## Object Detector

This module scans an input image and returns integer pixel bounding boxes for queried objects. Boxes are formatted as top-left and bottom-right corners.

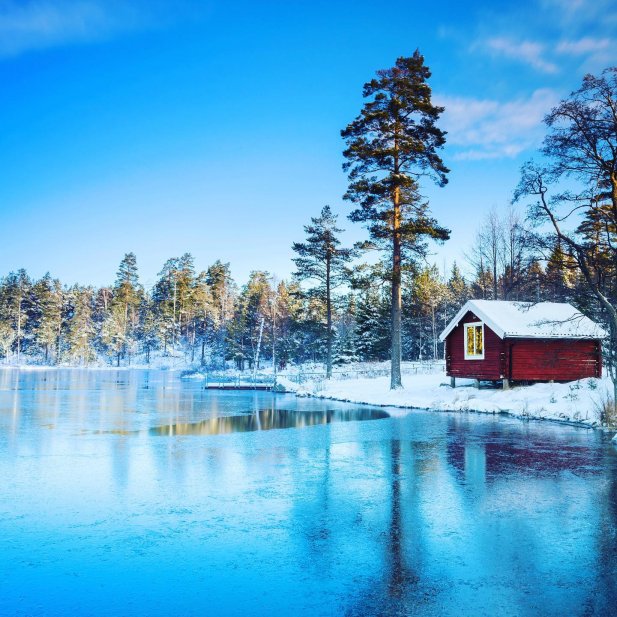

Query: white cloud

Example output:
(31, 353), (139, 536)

(0, 0), (166, 57)
(540, 0), (588, 19)
(437, 89), (560, 161)
(540, 0), (617, 27)
(466, 0), (616, 75)
(483, 37), (559, 73)
(555, 36), (617, 72)
(556, 37), (613, 55)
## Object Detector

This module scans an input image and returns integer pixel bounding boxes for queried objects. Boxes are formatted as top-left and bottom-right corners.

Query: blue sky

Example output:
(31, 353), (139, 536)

(0, 0), (615, 287)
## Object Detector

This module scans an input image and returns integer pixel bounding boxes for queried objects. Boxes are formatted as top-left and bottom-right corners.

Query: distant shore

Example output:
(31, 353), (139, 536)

(3, 361), (617, 436)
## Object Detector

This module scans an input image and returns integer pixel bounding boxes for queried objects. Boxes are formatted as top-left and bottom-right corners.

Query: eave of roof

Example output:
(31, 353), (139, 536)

(438, 300), (606, 342)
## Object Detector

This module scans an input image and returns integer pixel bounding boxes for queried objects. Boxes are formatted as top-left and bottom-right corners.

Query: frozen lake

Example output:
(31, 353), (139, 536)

(0, 369), (616, 616)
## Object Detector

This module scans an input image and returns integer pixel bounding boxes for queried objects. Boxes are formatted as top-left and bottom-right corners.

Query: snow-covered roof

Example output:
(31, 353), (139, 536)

(439, 300), (606, 342)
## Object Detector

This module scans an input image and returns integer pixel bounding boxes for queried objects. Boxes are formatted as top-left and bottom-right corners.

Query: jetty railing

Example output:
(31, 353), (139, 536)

(201, 372), (275, 390)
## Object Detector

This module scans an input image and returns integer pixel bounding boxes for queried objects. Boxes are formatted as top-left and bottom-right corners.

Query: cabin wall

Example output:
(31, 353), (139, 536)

(445, 311), (504, 380)
(507, 338), (602, 381)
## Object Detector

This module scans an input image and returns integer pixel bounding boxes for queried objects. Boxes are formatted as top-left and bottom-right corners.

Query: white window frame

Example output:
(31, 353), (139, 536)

(464, 321), (485, 360)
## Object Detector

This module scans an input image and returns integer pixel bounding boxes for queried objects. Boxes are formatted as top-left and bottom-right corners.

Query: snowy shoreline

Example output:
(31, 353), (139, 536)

(2, 362), (616, 438)
(276, 371), (617, 435)
(291, 386), (601, 431)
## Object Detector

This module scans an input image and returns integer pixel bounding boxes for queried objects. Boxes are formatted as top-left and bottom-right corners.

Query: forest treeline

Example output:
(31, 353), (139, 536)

(0, 205), (593, 370)
(1, 56), (615, 386)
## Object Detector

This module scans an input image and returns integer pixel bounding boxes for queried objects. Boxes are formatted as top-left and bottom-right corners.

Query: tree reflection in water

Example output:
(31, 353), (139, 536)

(148, 408), (390, 436)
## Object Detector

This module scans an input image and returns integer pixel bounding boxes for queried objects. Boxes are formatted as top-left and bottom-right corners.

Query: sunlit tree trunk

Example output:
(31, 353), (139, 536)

(326, 257), (333, 379)
(391, 186), (403, 389)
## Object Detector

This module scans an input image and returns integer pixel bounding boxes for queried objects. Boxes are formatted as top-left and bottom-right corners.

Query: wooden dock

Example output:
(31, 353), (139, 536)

(204, 384), (273, 391)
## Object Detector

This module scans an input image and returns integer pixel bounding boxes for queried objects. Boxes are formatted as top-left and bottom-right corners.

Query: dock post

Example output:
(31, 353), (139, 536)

(450, 376), (456, 388)
(502, 378), (510, 390)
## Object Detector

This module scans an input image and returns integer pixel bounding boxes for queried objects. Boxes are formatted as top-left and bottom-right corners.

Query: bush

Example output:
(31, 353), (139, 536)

(596, 392), (617, 428)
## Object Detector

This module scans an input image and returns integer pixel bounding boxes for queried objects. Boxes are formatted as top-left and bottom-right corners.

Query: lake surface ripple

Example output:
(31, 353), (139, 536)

(0, 369), (616, 616)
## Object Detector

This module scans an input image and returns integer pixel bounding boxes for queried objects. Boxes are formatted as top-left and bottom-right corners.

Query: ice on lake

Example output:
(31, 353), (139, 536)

(0, 368), (616, 616)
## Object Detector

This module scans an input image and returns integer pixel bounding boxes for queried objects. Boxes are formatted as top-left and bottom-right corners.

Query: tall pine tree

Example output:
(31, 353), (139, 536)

(341, 51), (449, 388)
(103, 253), (142, 366)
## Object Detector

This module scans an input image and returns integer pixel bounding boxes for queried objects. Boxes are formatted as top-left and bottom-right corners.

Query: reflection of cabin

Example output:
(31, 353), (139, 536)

(446, 428), (602, 478)
(439, 300), (605, 388)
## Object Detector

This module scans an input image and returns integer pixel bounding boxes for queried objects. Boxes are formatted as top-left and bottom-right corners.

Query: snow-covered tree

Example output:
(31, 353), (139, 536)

(139, 292), (163, 364)
(153, 255), (196, 354)
(447, 263), (468, 310)
(355, 288), (390, 361)
(65, 287), (96, 365)
(333, 294), (359, 365)
(292, 205), (354, 378)
(412, 265), (448, 360)
(33, 274), (64, 363)
(0, 321), (15, 362)
(0, 270), (33, 362)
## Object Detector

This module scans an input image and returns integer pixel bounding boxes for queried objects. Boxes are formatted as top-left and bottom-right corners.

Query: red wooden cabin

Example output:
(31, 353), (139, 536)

(439, 300), (605, 388)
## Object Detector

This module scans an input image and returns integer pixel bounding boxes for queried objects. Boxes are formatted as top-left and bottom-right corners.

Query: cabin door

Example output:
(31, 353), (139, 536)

(510, 344), (527, 380)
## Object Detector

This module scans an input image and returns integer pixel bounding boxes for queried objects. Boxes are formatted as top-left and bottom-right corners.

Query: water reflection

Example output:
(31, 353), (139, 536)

(1, 369), (617, 616)
(149, 408), (390, 436)
(447, 425), (603, 478)
(387, 438), (413, 596)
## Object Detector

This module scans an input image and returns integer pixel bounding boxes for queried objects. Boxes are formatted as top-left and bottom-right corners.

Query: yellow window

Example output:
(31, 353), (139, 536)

(466, 326), (475, 355)
(475, 326), (483, 354)
(464, 322), (484, 359)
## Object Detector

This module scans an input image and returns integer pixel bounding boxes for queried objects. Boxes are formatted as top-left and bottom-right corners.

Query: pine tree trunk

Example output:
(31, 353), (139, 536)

(432, 306), (437, 361)
(326, 257), (333, 379)
(55, 325), (61, 365)
(391, 198), (403, 389)
(16, 296), (21, 364)
(390, 115), (403, 390)
(172, 278), (177, 351)
(272, 301), (277, 379)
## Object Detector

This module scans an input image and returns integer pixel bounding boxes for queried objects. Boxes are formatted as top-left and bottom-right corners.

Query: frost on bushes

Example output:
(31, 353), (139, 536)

(564, 384), (580, 402)
(598, 396), (617, 428)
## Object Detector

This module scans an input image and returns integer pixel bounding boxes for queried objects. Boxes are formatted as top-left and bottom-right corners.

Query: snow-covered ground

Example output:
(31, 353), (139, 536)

(0, 351), (196, 372)
(277, 367), (616, 429)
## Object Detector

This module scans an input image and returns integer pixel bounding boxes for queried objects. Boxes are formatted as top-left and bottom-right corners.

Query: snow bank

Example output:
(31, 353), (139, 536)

(282, 371), (615, 427)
